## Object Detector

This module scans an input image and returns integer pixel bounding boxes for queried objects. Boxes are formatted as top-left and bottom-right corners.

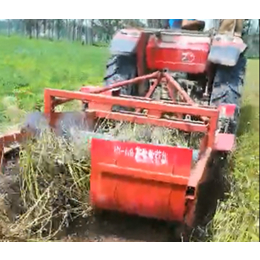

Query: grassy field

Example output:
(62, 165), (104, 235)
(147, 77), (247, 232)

(0, 36), (259, 242)
(0, 36), (109, 132)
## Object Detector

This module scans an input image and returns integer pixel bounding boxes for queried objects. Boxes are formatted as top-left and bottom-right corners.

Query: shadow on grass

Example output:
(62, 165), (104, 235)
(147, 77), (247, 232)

(189, 105), (255, 241)
(189, 150), (236, 242)
(237, 104), (255, 137)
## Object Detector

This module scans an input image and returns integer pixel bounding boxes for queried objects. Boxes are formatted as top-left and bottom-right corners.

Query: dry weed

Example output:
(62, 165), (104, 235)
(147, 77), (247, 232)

(0, 119), (203, 241)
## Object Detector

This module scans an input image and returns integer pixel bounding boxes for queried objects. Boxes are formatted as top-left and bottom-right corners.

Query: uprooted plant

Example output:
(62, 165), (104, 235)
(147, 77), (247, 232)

(0, 129), (92, 240)
(0, 120), (204, 241)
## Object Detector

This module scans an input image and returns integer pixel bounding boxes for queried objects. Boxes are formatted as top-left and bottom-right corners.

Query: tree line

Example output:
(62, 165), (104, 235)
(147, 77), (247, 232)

(0, 19), (259, 47)
(0, 19), (148, 45)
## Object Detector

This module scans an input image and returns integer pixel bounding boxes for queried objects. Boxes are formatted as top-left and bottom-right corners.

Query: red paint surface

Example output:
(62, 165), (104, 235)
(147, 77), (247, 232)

(146, 35), (210, 73)
(80, 86), (113, 96)
(218, 104), (236, 117)
(214, 133), (235, 151)
(90, 138), (193, 221)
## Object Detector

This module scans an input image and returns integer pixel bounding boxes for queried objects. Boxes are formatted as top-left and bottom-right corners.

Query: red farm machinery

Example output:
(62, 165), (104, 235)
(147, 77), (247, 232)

(0, 28), (247, 240)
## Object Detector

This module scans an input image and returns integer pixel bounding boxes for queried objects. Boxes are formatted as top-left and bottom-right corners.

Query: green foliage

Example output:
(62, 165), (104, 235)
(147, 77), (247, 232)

(0, 36), (109, 126)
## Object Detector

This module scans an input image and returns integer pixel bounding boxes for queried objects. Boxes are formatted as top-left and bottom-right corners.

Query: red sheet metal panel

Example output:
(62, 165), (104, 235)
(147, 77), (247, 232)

(90, 138), (193, 222)
(146, 35), (210, 74)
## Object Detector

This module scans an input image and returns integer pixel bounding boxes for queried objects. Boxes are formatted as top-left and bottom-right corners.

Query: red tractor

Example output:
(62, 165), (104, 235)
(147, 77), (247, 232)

(0, 26), (248, 241)
(92, 27), (247, 237)
(102, 28), (247, 135)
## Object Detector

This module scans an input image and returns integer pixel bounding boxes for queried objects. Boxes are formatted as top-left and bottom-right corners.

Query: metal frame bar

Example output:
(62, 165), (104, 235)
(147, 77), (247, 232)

(44, 72), (219, 150)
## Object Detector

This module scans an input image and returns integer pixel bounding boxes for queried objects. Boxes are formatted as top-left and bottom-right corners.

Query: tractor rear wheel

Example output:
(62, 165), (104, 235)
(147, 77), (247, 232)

(210, 54), (247, 134)
(104, 55), (138, 95)
(103, 54), (138, 111)
(82, 54), (137, 111)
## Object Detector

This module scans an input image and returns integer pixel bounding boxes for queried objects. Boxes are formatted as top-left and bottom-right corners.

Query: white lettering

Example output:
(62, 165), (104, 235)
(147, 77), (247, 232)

(135, 147), (148, 163)
(114, 144), (168, 165)
(182, 52), (195, 63)
(148, 149), (155, 163)
(154, 150), (162, 165)
(161, 151), (168, 165)
(128, 148), (134, 157)
(114, 145), (121, 154)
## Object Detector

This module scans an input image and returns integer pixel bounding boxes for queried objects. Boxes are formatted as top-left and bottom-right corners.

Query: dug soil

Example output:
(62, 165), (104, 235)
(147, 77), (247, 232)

(64, 211), (180, 242)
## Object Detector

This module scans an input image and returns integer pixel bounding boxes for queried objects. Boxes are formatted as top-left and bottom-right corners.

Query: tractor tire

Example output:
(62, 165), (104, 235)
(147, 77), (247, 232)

(210, 54), (247, 134)
(82, 55), (137, 112)
(104, 55), (137, 96)
(104, 54), (138, 111)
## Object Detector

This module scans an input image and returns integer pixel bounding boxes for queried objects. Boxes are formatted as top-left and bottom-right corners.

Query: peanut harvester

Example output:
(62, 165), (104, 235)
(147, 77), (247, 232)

(0, 28), (246, 239)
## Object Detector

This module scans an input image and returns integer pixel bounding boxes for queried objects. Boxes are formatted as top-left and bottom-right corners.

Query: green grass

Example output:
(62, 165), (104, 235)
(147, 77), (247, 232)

(0, 36), (109, 129)
(0, 36), (259, 242)
(211, 60), (259, 242)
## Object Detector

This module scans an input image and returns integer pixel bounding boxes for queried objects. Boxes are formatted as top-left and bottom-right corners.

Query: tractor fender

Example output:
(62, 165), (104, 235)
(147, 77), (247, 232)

(110, 28), (141, 55)
(208, 34), (247, 67)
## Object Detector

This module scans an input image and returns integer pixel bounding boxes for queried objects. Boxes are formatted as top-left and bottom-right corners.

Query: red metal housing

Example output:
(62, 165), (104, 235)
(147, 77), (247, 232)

(91, 139), (193, 222)
(146, 34), (211, 73)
